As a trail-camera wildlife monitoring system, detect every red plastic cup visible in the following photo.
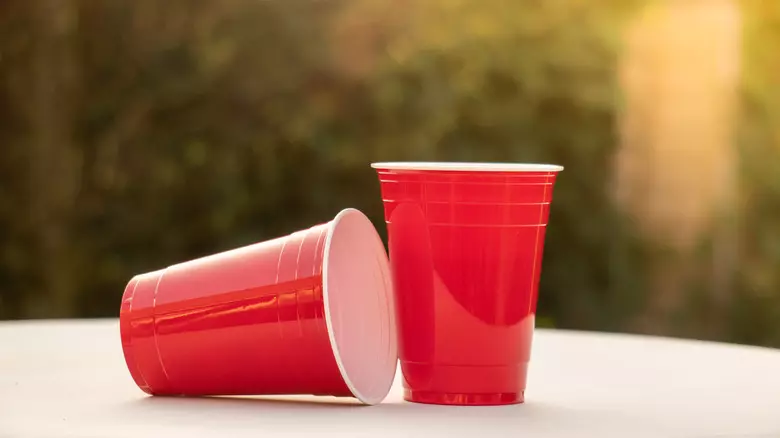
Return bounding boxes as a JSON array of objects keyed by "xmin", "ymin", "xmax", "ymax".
[
  {"xmin": 119, "ymin": 208, "xmax": 397, "ymax": 405},
  {"xmin": 372, "ymin": 162, "xmax": 563, "ymax": 406}
]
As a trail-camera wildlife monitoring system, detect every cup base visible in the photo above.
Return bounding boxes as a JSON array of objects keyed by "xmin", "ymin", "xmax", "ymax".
[{"xmin": 404, "ymin": 389, "xmax": 524, "ymax": 406}]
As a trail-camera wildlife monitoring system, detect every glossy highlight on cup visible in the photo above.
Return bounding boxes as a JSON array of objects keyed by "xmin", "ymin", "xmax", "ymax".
[
  {"xmin": 372, "ymin": 162, "xmax": 563, "ymax": 406},
  {"xmin": 119, "ymin": 208, "xmax": 397, "ymax": 405}
]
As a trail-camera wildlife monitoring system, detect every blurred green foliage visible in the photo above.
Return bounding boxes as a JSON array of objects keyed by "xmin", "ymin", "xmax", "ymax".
[
  {"xmin": 2, "ymin": 0, "xmax": 778, "ymax": 347},
  {"xmin": 731, "ymin": 0, "xmax": 780, "ymax": 346}
]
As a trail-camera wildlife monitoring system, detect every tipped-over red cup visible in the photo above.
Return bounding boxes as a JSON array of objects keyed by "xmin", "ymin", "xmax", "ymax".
[
  {"xmin": 119, "ymin": 208, "xmax": 397, "ymax": 405},
  {"xmin": 372, "ymin": 162, "xmax": 563, "ymax": 406}
]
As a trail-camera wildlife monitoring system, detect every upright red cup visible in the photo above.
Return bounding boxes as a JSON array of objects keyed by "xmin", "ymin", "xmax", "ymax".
[
  {"xmin": 372, "ymin": 162, "xmax": 563, "ymax": 405},
  {"xmin": 119, "ymin": 208, "xmax": 397, "ymax": 405}
]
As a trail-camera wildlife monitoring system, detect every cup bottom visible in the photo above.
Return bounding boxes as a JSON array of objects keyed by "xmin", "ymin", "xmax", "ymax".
[
  {"xmin": 400, "ymin": 361, "xmax": 528, "ymax": 406},
  {"xmin": 404, "ymin": 389, "xmax": 524, "ymax": 406}
]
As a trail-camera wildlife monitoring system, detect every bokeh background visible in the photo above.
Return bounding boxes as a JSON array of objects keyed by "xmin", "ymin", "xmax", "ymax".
[{"xmin": 1, "ymin": 0, "xmax": 778, "ymax": 347}]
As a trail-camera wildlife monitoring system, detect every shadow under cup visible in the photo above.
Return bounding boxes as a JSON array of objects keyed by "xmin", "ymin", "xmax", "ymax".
[{"xmin": 372, "ymin": 162, "xmax": 563, "ymax": 406}]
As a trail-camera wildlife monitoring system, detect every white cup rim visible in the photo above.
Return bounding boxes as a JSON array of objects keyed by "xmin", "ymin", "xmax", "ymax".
[{"xmin": 371, "ymin": 162, "xmax": 563, "ymax": 172}]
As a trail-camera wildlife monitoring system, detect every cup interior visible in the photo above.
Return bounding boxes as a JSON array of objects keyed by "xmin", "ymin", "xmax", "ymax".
[{"xmin": 323, "ymin": 208, "xmax": 397, "ymax": 405}]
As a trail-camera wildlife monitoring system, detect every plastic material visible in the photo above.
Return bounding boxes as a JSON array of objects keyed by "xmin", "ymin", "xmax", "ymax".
[
  {"xmin": 119, "ymin": 208, "xmax": 397, "ymax": 405},
  {"xmin": 372, "ymin": 162, "xmax": 562, "ymax": 406}
]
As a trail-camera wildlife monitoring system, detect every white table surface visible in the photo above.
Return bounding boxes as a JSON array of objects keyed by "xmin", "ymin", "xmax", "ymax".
[{"xmin": 2, "ymin": 319, "xmax": 780, "ymax": 438}]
